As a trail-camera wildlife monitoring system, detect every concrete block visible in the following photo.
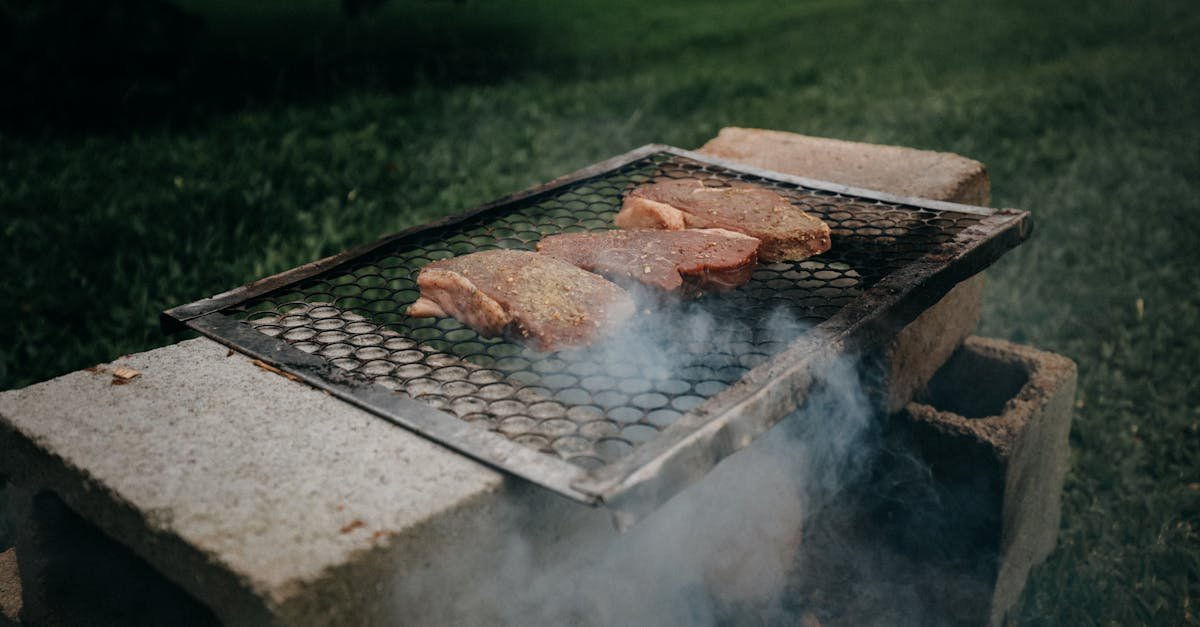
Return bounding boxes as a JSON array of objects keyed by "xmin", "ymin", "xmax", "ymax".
[
  {"xmin": 778, "ymin": 336, "xmax": 1075, "ymax": 626},
  {"xmin": 698, "ymin": 127, "xmax": 990, "ymax": 205},
  {"xmin": 884, "ymin": 274, "xmax": 983, "ymax": 413},
  {"xmin": 901, "ymin": 336, "xmax": 1077, "ymax": 626},
  {"xmin": 0, "ymin": 338, "xmax": 505, "ymax": 626},
  {"xmin": 697, "ymin": 127, "xmax": 991, "ymax": 413}
]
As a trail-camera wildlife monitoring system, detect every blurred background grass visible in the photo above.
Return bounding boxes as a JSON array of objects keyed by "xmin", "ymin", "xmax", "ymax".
[{"xmin": 1, "ymin": 0, "xmax": 1197, "ymax": 623}]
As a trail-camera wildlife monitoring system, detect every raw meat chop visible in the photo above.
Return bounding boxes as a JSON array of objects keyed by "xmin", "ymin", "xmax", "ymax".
[
  {"xmin": 615, "ymin": 179, "xmax": 831, "ymax": 261},
  {"xmin": 537, "ymin": 228, "xmax": 760, "ymax": 296},
  {"xmin": 407, "ymin": 249, "xmax": 634, "ymax": 351}
]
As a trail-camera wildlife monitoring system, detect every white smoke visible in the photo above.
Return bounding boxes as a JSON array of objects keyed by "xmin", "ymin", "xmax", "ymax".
[
  {"xmin": 258, "ymin": 298, "xmax": 991, "ymax": 625},
  {"xmin": 389, "ymin": 302, "xmax": 889, "ymax": 626}
]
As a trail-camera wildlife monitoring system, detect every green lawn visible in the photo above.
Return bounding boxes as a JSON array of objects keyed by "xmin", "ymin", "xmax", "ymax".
[{"xmin": 2, "ymin": 0, "xmax": 1198, "ymax": 623}]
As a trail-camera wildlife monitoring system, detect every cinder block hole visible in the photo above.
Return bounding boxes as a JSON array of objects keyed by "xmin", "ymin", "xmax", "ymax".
[{"xmin": 917, "ymin": 347, "xmax": 1029, "ymax": 418}]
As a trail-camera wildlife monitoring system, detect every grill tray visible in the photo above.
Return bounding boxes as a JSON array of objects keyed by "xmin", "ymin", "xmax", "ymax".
[{"xmin": 164, "ymin": 145, "xmax": 1029, "ymax": 525}]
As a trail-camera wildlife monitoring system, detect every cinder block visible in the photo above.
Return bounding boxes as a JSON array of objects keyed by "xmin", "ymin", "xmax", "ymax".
[
  {"xmin": 779, "ymin": 336, "xmax": 1075, "ymax": 626},
  {"xmin": 884, "ymin": 274, "xmax": 983, "ymax": 413},
  {"xmin": 0, "ymin": 338, "xmax": 505, "ymax": 626},
  {"xmin": 698, "ymin": 127, "xmax": 990, "ymax": 205},
  {"xmin": 901, "ymin": 336, "xmax": 1076, "ymax": 626}
]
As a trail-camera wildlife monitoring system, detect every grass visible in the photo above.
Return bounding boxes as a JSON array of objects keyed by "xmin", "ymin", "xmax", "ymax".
[{"xmin": 1, "ymin": 0, "xmax": 1198, "ymax": 623}]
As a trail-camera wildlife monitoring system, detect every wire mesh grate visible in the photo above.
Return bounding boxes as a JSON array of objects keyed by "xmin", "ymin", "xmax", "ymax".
[{"xmin": 223, "ymin": 152, "xmax": 984, "ymax": 469}]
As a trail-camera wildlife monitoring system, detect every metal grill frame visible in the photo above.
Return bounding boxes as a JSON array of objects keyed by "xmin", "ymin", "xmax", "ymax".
[{"xmin": 163, "ymin": 144, "xmax": 1030, "ymax": 525}]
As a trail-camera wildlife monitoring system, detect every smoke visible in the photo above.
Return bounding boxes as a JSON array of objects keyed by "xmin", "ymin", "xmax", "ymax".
[
  {"xmin": 558, "ymin": 286, "xmax": 818, "ymax": 401},
  {"xmin": 261, "ymin": 298, "xmax": 997, "ymax": 625},
  {"xmin": 390, "ymin": 300, "xmax": 900, "ymax": 626}
]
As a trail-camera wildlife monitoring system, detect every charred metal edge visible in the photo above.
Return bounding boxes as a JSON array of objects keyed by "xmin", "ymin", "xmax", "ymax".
[
  {"xmin": 577, "ymin": 209, "xmax": 1031, "ymax": 525},
  {"xmin": 186, "ymin": 312, "xmax": 597, "ymax": 504},
  {"xmin": 161, "ymin": 144, "xmax": 669, "ymax": 331}
]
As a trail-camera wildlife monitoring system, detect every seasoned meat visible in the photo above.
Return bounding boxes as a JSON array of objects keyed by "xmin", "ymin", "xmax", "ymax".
[
  {"xmin": 616, "ymin": 179, "xmax": 831, "ymax": 261},
  {"xmin": 537, "ymin": 228, "xmax": 760, "ymax": 296},
  {"xmin": 407, "ymin": 250, "xmax": 634, "ymax": 351}
]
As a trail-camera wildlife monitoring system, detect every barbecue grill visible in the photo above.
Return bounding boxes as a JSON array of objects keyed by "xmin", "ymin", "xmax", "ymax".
[{"xmin": 163, "ymin": 144, "xmax": 1029, "ymax": 525}]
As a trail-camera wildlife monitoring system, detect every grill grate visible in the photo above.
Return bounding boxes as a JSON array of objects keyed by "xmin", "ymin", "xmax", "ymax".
[{"xmin": 164, "ymin": 145, "xmax": 1027, "ymax": 523}]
